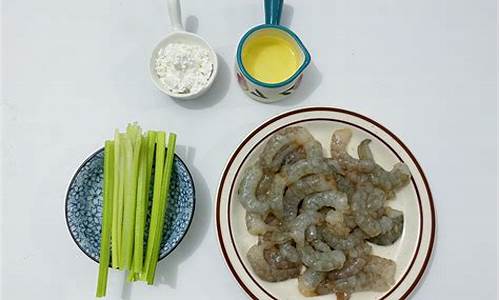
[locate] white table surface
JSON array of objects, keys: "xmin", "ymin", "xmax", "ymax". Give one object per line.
[{"xmin": 1, "ymin": 0, "xmax": 498, "ymax": 299}]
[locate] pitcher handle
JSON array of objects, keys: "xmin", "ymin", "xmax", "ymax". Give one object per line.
[{"xmin": 264, "ymin": 0, "xmax": 283, "ymax": 25}]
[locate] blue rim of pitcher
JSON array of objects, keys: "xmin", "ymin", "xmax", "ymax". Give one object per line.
[{"xmin": 236, "ymin": 24, "xmax": 311, "ymax": 89}]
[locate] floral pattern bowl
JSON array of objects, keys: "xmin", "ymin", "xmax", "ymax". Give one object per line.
[{"xmin": 65, "ymin": 148, "xmax": 195, "ymax": 263}]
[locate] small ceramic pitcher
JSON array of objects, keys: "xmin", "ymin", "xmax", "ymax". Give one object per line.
[{"xmin": 235, "ymin": 0, "xmax": 311, "ymax": 103}]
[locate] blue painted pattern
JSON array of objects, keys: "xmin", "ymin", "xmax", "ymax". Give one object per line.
[{"xmin": 65, "ymin": 148, "xmax": 195, "ymax": 263}]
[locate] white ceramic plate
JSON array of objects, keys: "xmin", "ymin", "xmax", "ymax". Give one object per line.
[{"xmin": 216, "ymin": 107, "xmax": 435, "ymax": 300}]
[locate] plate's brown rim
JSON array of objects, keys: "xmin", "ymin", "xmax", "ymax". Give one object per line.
[
  {"xmin": 226, "ymin": 117, "xmax": 423, "ymax": 300},
  {"xmin": 64, "ymin": 147, "xmax": 196, "ymax": 264},
  {"xmin": 215, "ymin": 106, "xmax": 436, "ymax": 300}
]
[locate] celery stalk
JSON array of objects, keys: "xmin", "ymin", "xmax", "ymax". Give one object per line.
[
  {"xmin": 120, "ymin": 134, "xmax": 139, "ymax": 270},
  {"xmin": 134, "ymin": 131, "xmax": 157, "ymax": 276},
  {"xmin": 142, "ymin": 132, "xmax": 166, "ymax": 280},
  {"xmin": 96, "ymin": 141, "xmax": 114, "ymax": 297},
  {"xmin": 127, "ymin": 270, "xmax": 138, "ymax": 282},
  {"xmin": 146, "ymin": 133, "xmax": 176, "ymax": 284},
  {"xmin": 133, "ymin": 136, "xmax": 148, "ymax": 273},
  {"xmin": 111, "ymin": 131, "xmax": 123, "ymax": 268}
]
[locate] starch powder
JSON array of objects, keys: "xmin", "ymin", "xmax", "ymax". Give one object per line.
[{"xmin": 154, "ymin": 43, "xmax": 213, "ymax": 95}]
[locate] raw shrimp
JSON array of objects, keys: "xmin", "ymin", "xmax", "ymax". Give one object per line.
[
  {"xmin": 256, "ymin": 173, "xmax": 275, "ymax": 201},
  {"xmin": 357, "ymin": 139, "xmax": 374, "ymax": 160},
  {"xmin": 332, "ymin": 255, "xmax": 396, "ymax": 294},
  {"xmin": 345, "ymin": 240, "xmax": 372, "ymax": 259},
  {"xmin": 281, "ymin": 158, "xmax": 337, "ymax": 184},
  {"xmin": 370, "ymin": 163, "xmax": 411, "ymax": 198},
  {"xmin": 260, "ymin": 231, "xmax": 291, "ymax": 244},
  {"xmin": 305, "ymin": 225, "xmax": 333, "ymax": 252},
  {"xmin": 264, "ymin": 213, "xmax": 283, "ymax": 227},
  {"xmin": 310, "ymin": 240, "xmax": 332, "ymax": 253},
  {"xmin": 247, "ymin": 244, "xmax": 301, "ymax": 282},
  {"xmin": 298, "ymin": 268, "xmax": 327, "ymax": 297},
  {"xmin": 357, "ymin": 138, "xmax": 411, "ymax": 197},
  {"xmin": 279, "ymin": 242, "xmax": 301, "ymax": 263},
  {"xmin": 259, "ymin": 127, "xmax": 323, "ymax": 173},
  {"xmin": 351, "ymin": 183, "xmax": 388, "ymax": 237},
  {"xmin": 246, "ymin": 212, "xmax": 274, "ymax": 235},
  {"xmin": 265, "ymin": 175, "xmax": 287, "ymax": 216},
  {"xmin": 238, "ymin": 165, "xmax": 269, "ymax": 214},
  {"xmin": 325, "ymin": 210, "xmax": 351, "ymax": 237},
  {"xmin": 288, "ymin": 210, "xmax": 323, "ymax": 247},
  {"xmin": 321, "ymin": 227, "xmax": 366, "ymax": 251},
  {"xmin": 329, "ymin": 257, "xmax": 367, "ymax": 279},
  {"xmin": 301, "ymin": 245, "xmax": 346, "ymax": 272},
  {"xmin": 264, "ymin": 245, "xmax": 301, "ymax": 270},
  {"xmin": 330, "ymin": 129, "xmax": 375, "ymax": 173},
  {"xmin": 240, "ymin": 126, "xmax": 409, "ymax": 298},
  {"xmin": 305, "ymin": 224, "xmax": 319, "ymax": 242},
  {"xmin": 302, "ymin": 190, "xmax": 349, "ymax": 212},
  {"xmin": 369, "ymin": 207, "xmax": 404, "ymax": 245},
  {"xmin": 282, "ymin": 144, "xmax": 306, "ymax": 165},
  {"xmin": 282, "ymin": 175, "xmax": 337, "ymax": 221}
]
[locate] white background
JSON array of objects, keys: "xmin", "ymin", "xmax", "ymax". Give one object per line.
[{"xmin": 1, "ymin": 0, "xmax": 498, "ymax": 299}]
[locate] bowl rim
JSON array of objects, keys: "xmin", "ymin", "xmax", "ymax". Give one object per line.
[
  {"xmin": 149, "ymin": 31, "xmax": 219, "ymax": 100},
  {"xmin": 64, "ymin": 147, "xmax": 196, "ymax": 264}
]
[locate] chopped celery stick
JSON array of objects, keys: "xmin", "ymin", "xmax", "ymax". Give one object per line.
[
  {"xmin": 146, "ymin": 133, "xmax": 176, "ymax": 284},
  {"xmin": 120, "ymin": 134, "xmax": 139, "ymax": 270},
  {"xmin": 115, "ymin": 134, "xmax": 127, "ymax": 269},
  {"xmin": 127, "ymin": 270, "xmax": 139, "ymax": 282},
  {"xmin": 111, "ymin": 131, "xmax": 123, "ymax": 268},
  {"xmin": 96, "ymin": 141, "xmax": 114, "ymax": 297},
  {"xmin": 142, "ymin": 132, "xmax": 166, "ymax": 280},
  {"xmin": 133, "ymin": 136, "xmax": 148, "ymax": 273},
  {"xmin": 135, "ymin": 131, "xmax": 157, "ymax": 275}
]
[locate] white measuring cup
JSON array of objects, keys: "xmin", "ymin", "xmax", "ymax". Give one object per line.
[{"xmin": 150, "ymin": 0, "xmax": 218, "ymax": 100}]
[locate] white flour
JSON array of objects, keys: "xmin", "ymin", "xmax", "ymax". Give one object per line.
[{"xmin": 154, "ymin": 43, "xmax": 213, "ymax": 95}]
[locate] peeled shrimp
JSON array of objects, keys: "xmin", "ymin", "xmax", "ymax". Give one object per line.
[
  {"xmin": 301, "ymin": 245, "xmax": 346, "ymax": 272},
  {"xmin": 321, "ymin": 227, "xmax": 366, "ymax": 251},
  {"xmin": 263, "ymin": 245, "xmax": 301, "ymax": 270},
  {"xmin": 333, "ymin": 255, "xmax": 396, "ymax": 294},
  {"xmin": 238, "ymin": 165, "xmax": 269, "ymax": 214},
  {"xmin": 298, "ymin": 268, "xmax": 326, "ymax": 297},
  {"xmin": 259, "ymin": 127, "xmax": 324, "ymax": 173},
  {"xmin": 260, "ymin": 231, "xmax": 291, "ymax": 245},
  {"xmin": 302, "ymin": 190, "xmax": 349, "ymax": 212},
  {"xmin": 283, "ymin": 175, "xmax": 337, "ymax": 221},
  {"xmin": 370, "ymin": 162, "xmax": 411, "ymax": 198},
  {"xmin": 350, "ymin": 183, "xmax": 385, "ymax": 237},
  {"xmin": 246, "ymin": 212, "xmax": 274, "ymax": 235},
  {"xmin": 329, "ymin": 257, "xmax": 367, "ymax": 279},
  {"xmin": 325, "ymin": 210, "xmax": 351, "ymax": 237},
  {"xmin": 288, "ymin": 210, "xmax": 323, "ymax": 247},
  {"xmin": 310, "ymin": 240, "xmax": 332, "ymax": 253},
  {"xmin": 330, "ymin": 129, "xmax": 375, "ymax": 173},
  {"xmin": 240, "ymin": 126, "xmax": 409, "ymax": 298},
  {"xmin": 247, "ymin": 244, "xmax": 301, "ymax": 282},
  {"xmin": 279, "ymin": 242, "xmax": 301, "ymax": 263},
  {"xmin": 357, "ymin": 139, "xmax": 374, "ymax": 160},
  {"xmin": 357, "ymin": 138, "xmax": 411, "ymax": 197},
  {"xmin": 369, "ymin": 207, "xmax": 404, "ymax": 245},
  {"xmin": 255, "ymin": 173, "xmax": 275, "ymax": 202},
  {"xmin": 281, "ymin": 158, "xmax": 337, "ymax": 184}
]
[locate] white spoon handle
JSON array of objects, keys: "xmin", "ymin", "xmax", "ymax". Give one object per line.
[{"xmin": 167, "ymin": 0, "xmax": 183, "ymax": 31}]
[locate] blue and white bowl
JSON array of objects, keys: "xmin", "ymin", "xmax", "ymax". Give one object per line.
[{"xmin": 65, "ymin": 148, "xmax": 195, "ymax": 263}]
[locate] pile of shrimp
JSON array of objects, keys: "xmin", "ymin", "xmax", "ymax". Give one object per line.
[{"xmin": 238, "ymin": 126, "xmax": 411, "ymax": 299}]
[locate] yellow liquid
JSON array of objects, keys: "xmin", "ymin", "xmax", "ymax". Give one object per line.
[{"xmin": 242, "ymin": 34, "xmax": 301, "ymax": 84}]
